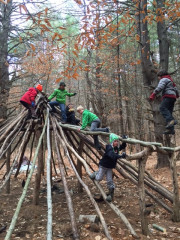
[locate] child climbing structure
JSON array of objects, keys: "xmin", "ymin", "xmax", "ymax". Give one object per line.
[{"xmin": 0, "ymin": 93, "xmax": 180, "ymax": 240}]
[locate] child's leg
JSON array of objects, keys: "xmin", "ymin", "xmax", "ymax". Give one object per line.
[
  {"xmin": 90, "ymin": 119, "xmax": 109, "ymax": 132},
  {"xmin": 94, "ymin": 166, "xmax": 107, "ymax": 181},
  {"xmin": 20, "ymin": 101, "xmax": 33, "ymax": 119},
  {"xmin": 49, "ymin": 101, "xmax": 59, "ymax": 112},
  {"xmin": 106, "ymin": 168, "xmax": 115, "ymax": 189},
  {"xmin": 106, "ymin": 169, "xmax": 115, "ymax": 202},
  {"xmin": 90, "ymin": 121, "xmax": 101, "ymax": 149},
  {"xmin": 159, "ymin": 98, "xmax": 174, "ymax": 124},
  {"xmin": 59, "ymin": 103, "xmax": 67, "ymax": 122}
]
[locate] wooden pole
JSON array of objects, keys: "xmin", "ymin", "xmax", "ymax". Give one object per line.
[
  {"xmin": 77, "ymin": 140, "xmax": 84, "ymax": 192},
  {"xmin": 138, "ymin": 155, "xmax": 149, "ymax": 235},
  {"xmin": 46, "ymin": 112, "xmax": 52, "ymax": 240},
  {"xmin": 6, "ymin": 144, "xmax": 11, "ymax": 194},
  {"xmin": 33, "ymin": 130, "xmax": 44, "ymax": 205},
  {"xmin": 169, "ymin": 152, "xmax": 180, "ymax": 221}
]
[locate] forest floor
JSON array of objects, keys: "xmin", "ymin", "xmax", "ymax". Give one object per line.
[{"xmin": 0, "ymin": 154, "xmax": 180, "ymax": 240}]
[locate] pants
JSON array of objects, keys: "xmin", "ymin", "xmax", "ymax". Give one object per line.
[
  {"xmin": 95, "ymin": 166, "xmax": 115, "ymax": 189},
  {"xmin": 90, "ymin": 119, "xmax": 107, "ymax": 148},
  {"xmin": 159, "ymin": 98, "xmax": 176, "ymax": 129},
  {"xmin": 49, "ymin": 101, "xmax": 67, "ymax": 122},
  {"xmin": 20, "ymin": 101, "xmax": 36, "ymax": 118}
]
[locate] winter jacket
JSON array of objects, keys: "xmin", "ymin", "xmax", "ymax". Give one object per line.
[
  {"xmin": 48, "ymin": 89, "xmax": 74, "ymax": 104},
  {"xmin": 66, "ymin": 106, "xmax": 80, "ymax": 125},
  {"xmin": 81, "ymin": 109, "xmax": 98, "ymax": 130},
  {"xmin": 99, "ymin": 144, "xmax": 125, "ymax": 169},
  {"xmin": 20, "ymin": 87, "xmax": 38, "ymax": 105},
  {"xmin": 154, "ymin": 76, "xmax": 179, "ymax": 99}
]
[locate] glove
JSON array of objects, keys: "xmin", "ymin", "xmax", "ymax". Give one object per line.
[
  {"xmin": 122, "ymin": 135, "xmax": 128, "ymax": 139},
  {"xmin": 119, "ymin": 152, "xmax": 126, "ymax": 159},
  {"xmin": 31, "ymin": 101, "xmax": 35, "ymax": 107},
  {"xmin": 149, "ymin": 92, "xmax": 156, "ymax": 101},
  {"xmin": 73, "ymin": 93, "xmax": 77, "ymax": 96}
]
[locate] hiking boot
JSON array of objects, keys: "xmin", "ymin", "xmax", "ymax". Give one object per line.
[
  {"xmin": 163, "ymin": 129, "xmax": 175, "ymax": 135},
  {"xmin": 166, "ymin": 120, "xmax": 178, "ymax": 129},
  {"xmin": 106, "ymin": 188, "xmax": 114, "ymax": 202},
  {"xmin": 89, "ymin": 172, "xmax": 97, "ymax": 180}
]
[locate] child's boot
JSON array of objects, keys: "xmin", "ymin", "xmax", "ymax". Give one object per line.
[
  {"xmin": 106, "ymin": 188, "xmax": 114, "ymax": 202},
  {"xmin": 89, "ymin": 171, "xmax": 97, "ymax": 180}
]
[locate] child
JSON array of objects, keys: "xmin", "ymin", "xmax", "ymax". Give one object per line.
[
  {"xmin": 48, "ymin": 82, "xmax": 76, "ymax": 123},
  {"xmin": 76, "ymin": 105, "xmax": 109, "ymax": 150},
  {"xmin": 149, "ymin": 70, "xmax": 179, "ymax": 134},
  {"xmin": 90, "ymin": 133, "xmax": 127, "ymax": 202},
  {"xmin": 20, "ymin": 84, "xmax": 43, "ymax": 119},
  {"xmin": 66, "ymin": 103, "xmax": 80, "ymax": 125}
]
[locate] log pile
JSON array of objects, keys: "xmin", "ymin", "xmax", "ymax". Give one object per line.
[{"xmin": 0, "ymin": 93, "xmax": 179, "ymax": 239}]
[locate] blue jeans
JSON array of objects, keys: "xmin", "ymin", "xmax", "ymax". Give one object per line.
[
  {"xmin": 159, "ymin": 98, "xmax": 176, "ymax": 124},
  {"xmin": 90, "ymin": 119, "xmax": 107, "ymax": 149},
  {"xmin": 49, "ymin": 101, "xmax": 67, "ymax": 122}
]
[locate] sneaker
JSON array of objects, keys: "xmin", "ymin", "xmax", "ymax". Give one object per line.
[
  {"xmin": 97, "ymin": 146, "xmax": 102, "ymax": 151},
  {"xmin": 31, "ymin": 115, "xmax": 38, "ymax": 119},
  {"xmin": 89, "ymin": 172, "xmax": 96, "ymax": 180},
  {"xmin": 106, "ymin": 128, "xmax": 110, "ymax": 133},
  {"xmin": 166, "ymin": 120, "xmax": 178, "ymax": 129},
  {"xmin": 163, "ymin": 129, "xmax": 175, "ymax": 135}
]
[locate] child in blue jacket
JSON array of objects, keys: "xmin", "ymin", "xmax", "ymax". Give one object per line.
[{"xmin": 90, "ymin": 133, "xmax": 127, "ymax": 202}]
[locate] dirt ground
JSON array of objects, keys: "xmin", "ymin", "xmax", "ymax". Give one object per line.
[{"xmin": 0, "ymin": 154, "xmax": 180, "ymax": 240}]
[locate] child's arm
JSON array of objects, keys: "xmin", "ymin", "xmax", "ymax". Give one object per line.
[
  {"xmin": 81, "ymin": 114, "xmax": 88, "ymax": 129},
  {"xmin": 154, "ymin": 78, "xmax": 169, "ymax": 94},
  {"xmin": 66, "ymin": 91, "xmax": 76, "ymax": 97},
  {"xmin": 29, "ymin": 88, "xmax": 37, "ymax": 103},
  {"xmin": 119, "ymin": 142, "xmax": 127, "ymax": 151},
  {"xmin": 48, "ymin": 89, "xmax": 57, "ymax": 101}
]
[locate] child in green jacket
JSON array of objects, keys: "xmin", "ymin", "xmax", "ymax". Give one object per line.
[
  {"xmin": 77, "ymin": 105, "xmax": 109, "ymax": 150},
  {"xmin": 48, "ymin": 82, "xmax": 76, "ymax": 123}
]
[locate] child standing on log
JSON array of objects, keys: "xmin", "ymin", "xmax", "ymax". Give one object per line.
[
  {"xmin": 20, "ymin": 84, "xmax": 43, "ymax": 119},
  {"xmin": 149, "ymin": 70, "xmax": 179, "ymax": 135},
  {"xmin": 76, "ymin": 105, "xmax": 109, "ymax": 150},
  {"xmin": 48, "ymin": 82, "xmax": 76, "ymax": 124},
  {"xmin": 90, "ymin": 133, "xmax": 127, "ymax": 202}
]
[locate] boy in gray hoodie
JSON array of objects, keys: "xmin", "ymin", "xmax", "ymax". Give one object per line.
[{"xmin": 149, "ymin": 70, "xmax": 179, "ymax": 134}]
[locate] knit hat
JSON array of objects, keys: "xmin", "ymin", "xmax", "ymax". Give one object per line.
[
  {"xmin": 36, "ymin": 84, "xmax": 43, "ymax": 92},
  {"xmin": 109, "ymin": 133, "xmax": 119, "ymax": 144},
  {"xmin": 59, "ymin": 81, "xmax": 66, "ymax": 87}
]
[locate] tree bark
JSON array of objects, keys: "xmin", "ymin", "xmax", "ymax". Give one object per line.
[
  {"xmin": 0, "ymin": 1, "xmax": 12, "ymax": 119},
  {"xmin": 136, "ymin": 0, "xmax": 170, "ymax": 168}
]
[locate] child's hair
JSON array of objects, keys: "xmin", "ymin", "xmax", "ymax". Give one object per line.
[
  {"xmin": 157, "ymin": 70, "xmax": 169, "ymax": 76},
  {"xmin": 77, "ymin": 105, "xmax": 84, "ymax": 111}
]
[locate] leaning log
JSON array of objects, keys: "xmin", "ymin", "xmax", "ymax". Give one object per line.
[
  {"xmin": 52, "ymin": 119, "xmax": 79, "ymax": 240},
  {"xmin": 58, "ymin": 123, "xmax": 113, "ymax": 240},
  {"xmin": 4, "ymin": 113, "xmax": 48, "ymax": 240},
  {"xmin": 46, "ymin": 112, "xmax": 52, "ymax": 240}
]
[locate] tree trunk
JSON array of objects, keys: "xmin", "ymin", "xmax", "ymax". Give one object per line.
[
  {"xmin": 0, "ymin": 1, "xmax": 12, "ymax": 120},
  {"xmin": 136, "ymin": 0, "xmax": 170, "ymax": 167}
]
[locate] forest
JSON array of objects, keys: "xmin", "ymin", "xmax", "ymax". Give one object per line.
[{"xmin": 0, "ymin": 0, "xmax": 180, "ymax": 239}]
